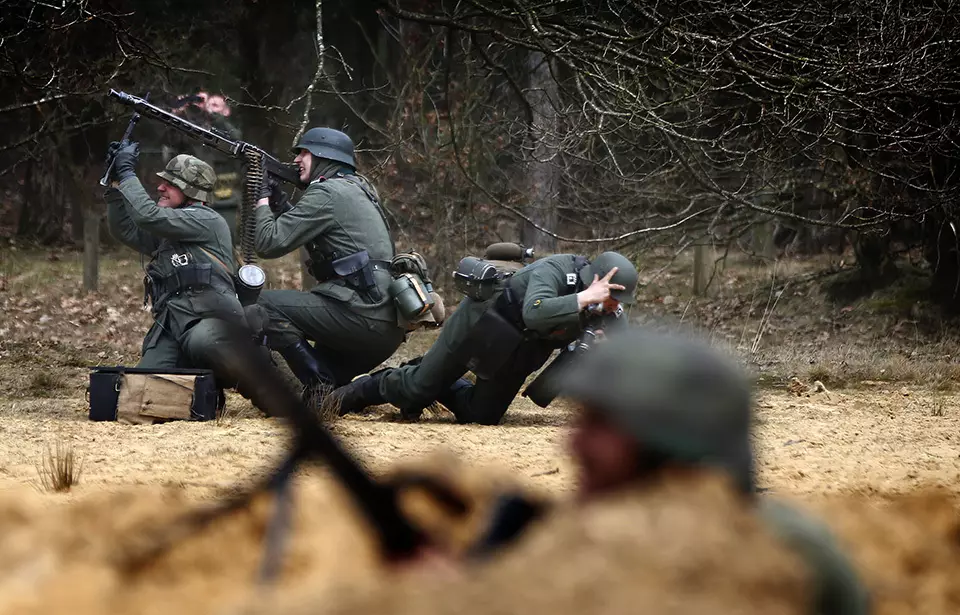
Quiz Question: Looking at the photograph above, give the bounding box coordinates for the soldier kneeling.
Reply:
[102,142,276,411]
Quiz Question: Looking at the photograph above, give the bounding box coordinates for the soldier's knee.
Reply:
[243,304,269,337]
[181,320,233,363]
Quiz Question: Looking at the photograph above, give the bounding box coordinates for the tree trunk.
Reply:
[520,51,559,253]
[693,244,708,296]
[19,141,65,243]
[83,209,100,292]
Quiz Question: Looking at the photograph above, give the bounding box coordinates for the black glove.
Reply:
[105,141,123,166]
[258,176,278,201]
[113,142,140,182]
[259,177,291,214]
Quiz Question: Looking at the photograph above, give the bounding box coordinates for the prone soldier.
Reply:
[252,127,406,402]
[331,251,640,425]
[534,327,870,614]
[102,142,276,409]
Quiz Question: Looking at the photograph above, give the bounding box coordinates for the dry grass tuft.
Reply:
[26,370,65,397]
[36,439,83,493]
[310,383,342,424]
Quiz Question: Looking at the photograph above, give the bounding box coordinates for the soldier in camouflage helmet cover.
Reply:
[156,154,217,202]
[552,327,871,615]
[330,251,639,425]
[101,142,282,413]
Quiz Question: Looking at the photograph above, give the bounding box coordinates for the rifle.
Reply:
[107,89,304,189]
[99,91,149,187]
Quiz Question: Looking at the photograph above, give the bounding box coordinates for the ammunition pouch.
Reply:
[307,250,386,300]
[453,257,503,301]
[144,263,221,306]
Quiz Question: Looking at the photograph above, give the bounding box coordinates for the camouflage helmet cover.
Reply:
[556,327,755,493]
[157,154,217,202]
[579,251,639,305]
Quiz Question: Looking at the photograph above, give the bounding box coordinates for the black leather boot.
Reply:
[277,340,338,417]
[278,339,336,388]
[333,370,387,416]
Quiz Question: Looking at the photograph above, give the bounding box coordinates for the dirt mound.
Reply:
[266,472,812,615]
[1,455,959,615]
[811,490,960,615]
[0,476,381,615]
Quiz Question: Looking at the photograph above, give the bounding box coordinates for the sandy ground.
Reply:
[3,249,960,613]
[1,382,957,502]
[0,386,958,615]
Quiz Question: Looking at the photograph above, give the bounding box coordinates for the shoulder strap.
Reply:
[567,256,590,292]
[333,170,397,256]
[196,246,232,276]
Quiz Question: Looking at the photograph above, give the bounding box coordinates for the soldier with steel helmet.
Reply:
[331,250,640,425]
[252,127,405,405]
[102,143,266,401]
[553,327,870,614]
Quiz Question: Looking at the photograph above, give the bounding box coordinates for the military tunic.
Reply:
[105,176,247,384]
[253,162,404,384]
[379,254,599,425]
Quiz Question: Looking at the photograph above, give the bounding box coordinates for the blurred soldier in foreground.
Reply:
[331,251,639,425]
[252,127,405,403]
[102,142,272,407]
[527,328,871,614]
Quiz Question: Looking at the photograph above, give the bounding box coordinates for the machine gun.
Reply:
[108,89,304,189]
[521,303,624,408]
[100,92,149,187]
[107,89,306,305]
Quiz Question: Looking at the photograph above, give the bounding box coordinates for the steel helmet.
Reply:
[555,327,756,494]
[292,127,356,169]
[579,251,639,305]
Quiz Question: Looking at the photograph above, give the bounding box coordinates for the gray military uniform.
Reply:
[378,254,604,424]
[254,161,404,384]
[555,327,871,615]
[105,176,248,389]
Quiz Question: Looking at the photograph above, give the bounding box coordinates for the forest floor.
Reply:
[1,239,959,614]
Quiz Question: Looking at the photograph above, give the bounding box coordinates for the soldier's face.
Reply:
[600,297,620,313]
[294,149,313,182]
[157,181,186,208]
[570,405,641,499]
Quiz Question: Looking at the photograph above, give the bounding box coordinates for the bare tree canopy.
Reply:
[2,0,960,301]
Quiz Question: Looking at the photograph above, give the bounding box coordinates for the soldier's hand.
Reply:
[105,141,123,166]
[258,177,277,201]
[576,266,626,310]
[113,141,141,182]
